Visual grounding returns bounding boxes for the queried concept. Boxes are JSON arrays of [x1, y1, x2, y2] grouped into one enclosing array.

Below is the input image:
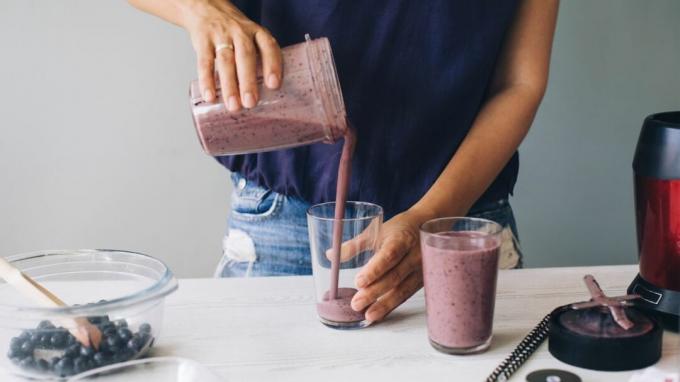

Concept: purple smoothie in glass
[[316, 288, 365, 323], [421, 228, 501, 354]]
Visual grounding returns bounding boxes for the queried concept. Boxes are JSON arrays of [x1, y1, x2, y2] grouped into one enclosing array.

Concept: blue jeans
[[215, 173, 523, 277]]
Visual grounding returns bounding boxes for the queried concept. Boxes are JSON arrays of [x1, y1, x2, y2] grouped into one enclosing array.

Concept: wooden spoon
[[0, 256, 101, 349]]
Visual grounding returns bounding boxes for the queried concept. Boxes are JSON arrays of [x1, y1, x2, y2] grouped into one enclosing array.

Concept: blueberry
[[113, 350, 133, 363], [20, 340, 34, 354], [36, 358, 49, 371], [100, 320, 115, 330], [7, 347, 22, 359], [39, 333, 52, 347], [73, 356, 90, 374], [80, 346, 95, 358], [101, 325, 116, 337], [37, 320, 55, 330], [49, 356, 60, 369], [64, 344, 81, 358], [105, 335, 122, 350], [19, 356, 34, 369], [114, 319, 128, 329], [139, 323, 151, 334], [93, 352, 110, 366], [127, 336, 144, 352], [54, 357, 74, 377], [99, 315, 110, 324], [88, 315, 109, 325], [138, 332, 151, 344], [9, 337, 23, 352], [18, 331, 32, 341], [65, 334, 76, 346], [50, 332, 66, 347], [29, 332, 41, 344], [117, 328, 132, 341]]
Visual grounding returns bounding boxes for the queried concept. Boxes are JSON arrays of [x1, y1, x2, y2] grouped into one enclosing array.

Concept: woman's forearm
[[127, 0, 189, 27], [411, 85, 545, 219], [410, 0, 559, 220]]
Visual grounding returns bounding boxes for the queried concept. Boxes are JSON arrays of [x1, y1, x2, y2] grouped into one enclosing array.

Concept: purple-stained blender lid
[[558, 306, 654, 338], [547, 275, 663, 371], [557, 275, 654, 337]]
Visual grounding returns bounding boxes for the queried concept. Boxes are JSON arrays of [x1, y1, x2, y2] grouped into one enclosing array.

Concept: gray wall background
[[1, 1, 678, 277], [514, 1, 680, 267]]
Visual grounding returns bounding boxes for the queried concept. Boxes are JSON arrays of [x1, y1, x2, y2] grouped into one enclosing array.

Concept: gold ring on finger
[[215, 43, 234, 54]]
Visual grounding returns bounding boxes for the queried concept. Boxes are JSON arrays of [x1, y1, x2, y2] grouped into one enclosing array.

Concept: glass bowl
[[69, 357, 224, 381], [0, 249, 178, 380]]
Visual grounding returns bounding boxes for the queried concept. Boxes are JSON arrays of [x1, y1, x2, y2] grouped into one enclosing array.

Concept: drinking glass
[[420, 217, 502, 354], [307, 201, 383, 329]]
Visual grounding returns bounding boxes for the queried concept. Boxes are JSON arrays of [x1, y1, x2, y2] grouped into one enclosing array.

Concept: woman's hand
[[129, 0, 283, 110], [348, 209, 433, 322], [180, 0, 282, 111]]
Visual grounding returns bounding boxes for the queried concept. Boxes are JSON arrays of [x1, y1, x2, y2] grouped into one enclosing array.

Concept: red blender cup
[[189, 35, 347, 156], [628, 111, 680, 329]]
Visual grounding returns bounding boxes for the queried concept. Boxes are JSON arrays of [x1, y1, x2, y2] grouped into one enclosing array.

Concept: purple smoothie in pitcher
[[421, 226, 501, 354], [190, 36, 347, 155]]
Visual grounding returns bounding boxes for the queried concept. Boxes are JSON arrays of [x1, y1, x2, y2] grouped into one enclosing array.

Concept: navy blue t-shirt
[[220, 0, 519, 219]]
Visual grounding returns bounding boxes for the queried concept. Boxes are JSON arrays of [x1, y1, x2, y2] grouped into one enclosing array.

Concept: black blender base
[[646, 310, 679, 332], [628, 274, 680, 332]]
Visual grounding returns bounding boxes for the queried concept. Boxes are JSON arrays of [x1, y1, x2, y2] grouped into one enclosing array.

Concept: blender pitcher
[[189, 35, 347, 156]]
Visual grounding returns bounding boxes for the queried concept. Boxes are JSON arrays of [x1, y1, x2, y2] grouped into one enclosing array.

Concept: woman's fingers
[[215, 41, 240, 111], [254, 28, 282, 89], [324, 237, 366, 263], [194, 38, 217, 102], [324, 219, 379, 262], [233, 32, 259, 108], [183, 1, 283, 107], [351, 251, 420, 312], [364, 271, 423, 322], [355, 231, 416, 288]]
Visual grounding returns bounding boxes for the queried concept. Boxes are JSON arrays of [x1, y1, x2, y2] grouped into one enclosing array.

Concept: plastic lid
[[547, 275, 663, 371], [548, 305, 662, 371]]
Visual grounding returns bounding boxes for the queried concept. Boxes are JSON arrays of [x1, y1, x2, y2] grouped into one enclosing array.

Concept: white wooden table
[[1, 265, 678, 381]]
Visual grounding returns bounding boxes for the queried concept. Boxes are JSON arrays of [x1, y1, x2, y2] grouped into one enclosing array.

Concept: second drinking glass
[[307, 202, 383, 329], [420, 217, 502, 354]]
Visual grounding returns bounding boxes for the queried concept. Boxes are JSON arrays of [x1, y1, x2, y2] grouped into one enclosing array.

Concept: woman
[[129, 0, 559, 323]]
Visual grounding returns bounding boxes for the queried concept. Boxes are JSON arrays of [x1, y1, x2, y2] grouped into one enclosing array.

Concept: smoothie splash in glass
[[420, 217, 502, 354]]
